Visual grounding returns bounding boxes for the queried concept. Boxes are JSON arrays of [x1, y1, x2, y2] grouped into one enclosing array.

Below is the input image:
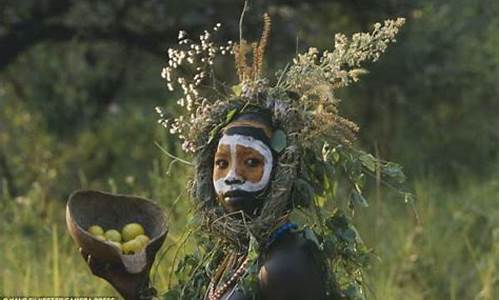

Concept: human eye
[[215, 158, 229, 169], [245, 158, 261, 167]]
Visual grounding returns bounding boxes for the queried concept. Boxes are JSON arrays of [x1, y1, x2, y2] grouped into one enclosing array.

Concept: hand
[[79, 248, 156, 300]]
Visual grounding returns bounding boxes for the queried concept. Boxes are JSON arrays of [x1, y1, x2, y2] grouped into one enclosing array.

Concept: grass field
[[359, 177, 498, 300], [0, 1, 496, 299], [0, 173, 497, 299]]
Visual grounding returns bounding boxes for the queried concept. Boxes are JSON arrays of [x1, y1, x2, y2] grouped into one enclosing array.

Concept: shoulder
[[257, 231, 327, 300]]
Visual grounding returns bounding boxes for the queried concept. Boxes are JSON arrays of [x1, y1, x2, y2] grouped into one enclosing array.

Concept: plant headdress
[[158, 14, 409, 299]]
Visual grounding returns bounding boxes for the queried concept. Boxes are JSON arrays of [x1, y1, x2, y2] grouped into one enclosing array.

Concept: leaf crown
[[158, 15, 406, 156]]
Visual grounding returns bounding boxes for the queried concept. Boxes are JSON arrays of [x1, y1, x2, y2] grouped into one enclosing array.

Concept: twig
[[155, 141, 193, 166], [275, 63, 290, 88], [239, 0, 249, 44]]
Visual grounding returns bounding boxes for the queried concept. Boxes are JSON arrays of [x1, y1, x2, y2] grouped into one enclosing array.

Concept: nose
[[224, 176, 245, 185]]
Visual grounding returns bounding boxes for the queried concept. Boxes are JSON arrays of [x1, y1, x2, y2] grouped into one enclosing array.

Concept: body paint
[[213, 134, 273, 195]]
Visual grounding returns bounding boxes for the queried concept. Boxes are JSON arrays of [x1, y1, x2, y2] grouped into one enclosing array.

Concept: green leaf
[[344, 283, 366, 300], [316, 195, 327, 208], [359, 153, 377, 172], [247, 236, 259, 261], [231, 84, 242, 96], [303, 227, 322, 250], [270, 129, 287, 153], [351, 190, 369, 207], [332, 148, 340, 163], [225, 108, 238, 123], [207, 125, 222, 144], [207, 109, 238, 144], [354, 174, 365, 189], [338, 226, 356, 243], [382, 162, 406, 183]]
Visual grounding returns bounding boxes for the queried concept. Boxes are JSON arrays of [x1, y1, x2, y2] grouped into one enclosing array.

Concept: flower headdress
[[160, 15, 405, 153], [158, 14, 408, 299]]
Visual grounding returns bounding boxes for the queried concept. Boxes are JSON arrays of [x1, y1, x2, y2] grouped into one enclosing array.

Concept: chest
[[204, 233, 323, 300]]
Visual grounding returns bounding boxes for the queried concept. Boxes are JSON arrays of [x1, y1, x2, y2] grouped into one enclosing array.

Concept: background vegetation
[[0, 0, 497, 299]]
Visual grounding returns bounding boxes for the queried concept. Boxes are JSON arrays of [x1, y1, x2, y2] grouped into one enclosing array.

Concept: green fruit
[[104, 229, 122, 242], [134, 234, 150, 247], [107, 241, 123, 253], [95, 234, 106, 241], [122, 223, 145, 242], [122, 239, 143, 255], [87, 225, 104, 236]]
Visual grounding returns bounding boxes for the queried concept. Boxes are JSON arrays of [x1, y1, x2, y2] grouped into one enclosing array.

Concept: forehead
[[224, 119, 273, 139], [215, 143, 264, 158], [217, 134, 270, 155], [216, 143, 230, 153]]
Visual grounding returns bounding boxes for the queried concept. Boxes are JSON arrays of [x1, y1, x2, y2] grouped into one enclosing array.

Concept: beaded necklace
[[265, 222, 298, 249], [206, 222, 297, 300], [207, 253, 249, 300]]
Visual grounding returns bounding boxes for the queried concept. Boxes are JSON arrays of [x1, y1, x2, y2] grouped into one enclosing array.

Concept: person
[[80, 111, 327, 300], [77, 14, 406, 300]]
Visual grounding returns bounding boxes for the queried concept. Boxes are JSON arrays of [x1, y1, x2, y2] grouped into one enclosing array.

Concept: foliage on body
[[157, 15, 408, 300]]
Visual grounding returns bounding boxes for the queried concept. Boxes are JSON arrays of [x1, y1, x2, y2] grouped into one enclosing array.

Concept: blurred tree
[[348, 0, 499, 179], [0, 0, 497, 200], [294, 0, 498, 179]]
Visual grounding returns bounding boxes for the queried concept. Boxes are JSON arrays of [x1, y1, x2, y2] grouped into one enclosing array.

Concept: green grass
[[357, 177, 498, 300], [0, 174, 497, 299]]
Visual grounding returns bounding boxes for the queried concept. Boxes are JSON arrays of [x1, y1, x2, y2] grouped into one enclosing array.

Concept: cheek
[[213, 144, 231, 188], [212, 166, 228, 196], [213, 165, 229, 183], [236, 161, 265, 183]]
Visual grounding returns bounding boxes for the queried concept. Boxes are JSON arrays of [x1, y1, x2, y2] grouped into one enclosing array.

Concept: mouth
[[218, 189, 265, 217], [222, 190, 250, 202]]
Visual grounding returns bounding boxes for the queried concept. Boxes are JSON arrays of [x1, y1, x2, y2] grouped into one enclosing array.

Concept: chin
[[221, 194, 262, 218]]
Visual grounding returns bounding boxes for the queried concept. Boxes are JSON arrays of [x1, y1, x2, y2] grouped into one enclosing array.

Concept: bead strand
[[265, 222, 298, 249], [208, 256, 249, 300]]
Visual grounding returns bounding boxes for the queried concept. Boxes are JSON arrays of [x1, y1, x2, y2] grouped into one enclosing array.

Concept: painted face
[[213, 129, 273, 216]]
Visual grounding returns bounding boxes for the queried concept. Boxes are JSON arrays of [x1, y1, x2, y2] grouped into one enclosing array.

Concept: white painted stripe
[[214, 134, 273, 194]]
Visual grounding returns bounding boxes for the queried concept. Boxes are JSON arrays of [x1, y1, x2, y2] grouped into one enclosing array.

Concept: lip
[[222, 190, 247, 198], [223, 195, 246, 204], [223, 195, 241, 203], [220, 190, 252, 207]]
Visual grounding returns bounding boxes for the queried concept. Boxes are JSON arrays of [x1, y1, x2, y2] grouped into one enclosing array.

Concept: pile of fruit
[[87, 223, 150, 255]]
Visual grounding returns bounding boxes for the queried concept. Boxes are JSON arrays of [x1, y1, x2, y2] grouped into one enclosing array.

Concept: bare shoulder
[[257, 231, 327, 300]]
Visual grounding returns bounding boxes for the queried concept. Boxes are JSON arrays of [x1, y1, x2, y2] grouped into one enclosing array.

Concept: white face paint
[[213, 134, 273, 195]]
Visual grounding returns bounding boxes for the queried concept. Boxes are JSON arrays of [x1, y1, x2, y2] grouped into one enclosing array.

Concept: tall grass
[[357, 177, 498, 300], [0, 172, 497, 299]]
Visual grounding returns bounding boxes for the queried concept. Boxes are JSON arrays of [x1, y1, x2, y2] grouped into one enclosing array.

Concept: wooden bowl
[[66, 190, 168, 274]]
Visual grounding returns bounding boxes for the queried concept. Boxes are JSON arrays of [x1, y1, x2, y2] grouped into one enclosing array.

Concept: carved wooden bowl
[[66, 190, 168, 274]]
